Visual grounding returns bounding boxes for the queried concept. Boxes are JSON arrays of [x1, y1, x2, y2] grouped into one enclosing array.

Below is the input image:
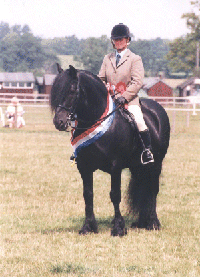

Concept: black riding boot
[[140, 129, 154, 164]]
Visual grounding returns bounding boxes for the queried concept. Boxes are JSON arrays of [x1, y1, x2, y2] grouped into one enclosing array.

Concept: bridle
[[55, 82, 122, 131], [55, 82, 81, 128]]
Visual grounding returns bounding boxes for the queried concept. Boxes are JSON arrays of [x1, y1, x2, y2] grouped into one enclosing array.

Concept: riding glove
[[115, 96, 127, 106]]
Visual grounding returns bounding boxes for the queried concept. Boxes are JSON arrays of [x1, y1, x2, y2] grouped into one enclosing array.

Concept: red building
[[142, 77, 173, 97]]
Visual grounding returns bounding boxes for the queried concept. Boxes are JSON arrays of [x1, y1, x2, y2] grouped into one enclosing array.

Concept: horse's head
[[50, 64, 108, 131], [50, 65, 79, 131]]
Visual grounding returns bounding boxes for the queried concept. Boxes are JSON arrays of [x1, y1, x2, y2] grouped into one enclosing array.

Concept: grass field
[[0, 106, 200, 276]]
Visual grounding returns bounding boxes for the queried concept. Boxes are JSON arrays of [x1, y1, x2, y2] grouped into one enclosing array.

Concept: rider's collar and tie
[[116, 48, 127, 66]]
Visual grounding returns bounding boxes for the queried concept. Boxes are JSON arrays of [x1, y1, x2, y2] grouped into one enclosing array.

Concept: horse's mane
[[78, 70, 108, 96], [50, 68, 107, 111]]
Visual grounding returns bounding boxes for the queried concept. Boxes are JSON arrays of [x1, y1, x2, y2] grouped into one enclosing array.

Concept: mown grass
[[0, 106, 200, 276]]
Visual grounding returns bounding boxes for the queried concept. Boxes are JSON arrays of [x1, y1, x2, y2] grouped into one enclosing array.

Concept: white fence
[[149, 96, 200, 115], [0, 93, 49, 104], [0, 93, 199, 132], [1, 93, 200, 108]]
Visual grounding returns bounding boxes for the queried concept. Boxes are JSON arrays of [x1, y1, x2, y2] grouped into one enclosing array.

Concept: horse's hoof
[[79, 226, 89, 235], [146, 220, 161, 230], [131, 220, 146, 229], [111, 227, 127, 237], [111, 217, 127, 236], [79, 221, 98, 235], [131, 219, 161, 230], [79, 227, 98, 235], [131, 222, 138, 229], [146, 224, 160, 231]]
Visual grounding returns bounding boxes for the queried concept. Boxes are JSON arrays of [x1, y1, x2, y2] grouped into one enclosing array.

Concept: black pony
[[50, 65, 170, 236]]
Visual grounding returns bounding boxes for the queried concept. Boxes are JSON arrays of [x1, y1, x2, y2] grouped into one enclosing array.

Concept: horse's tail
[[127, 99, 170, 221], [127, 160, 163, 219]]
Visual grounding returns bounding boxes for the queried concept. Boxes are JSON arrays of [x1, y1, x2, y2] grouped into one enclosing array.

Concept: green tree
[[0, 22, 10, 40], [42, 35, 84, 55], [166, 36, 195, 75], [0, 22, 11, 70], [129, 38, 170, 76], [1, 32, 20, 71], [181, 0, 200, 39], [41, 34, 171, 77], [11, 24, 31, 36], [77, 35, 112, 74], [76, 36, 169, 76], [166, 0, 200, 75], [0, 23, 58, 73]]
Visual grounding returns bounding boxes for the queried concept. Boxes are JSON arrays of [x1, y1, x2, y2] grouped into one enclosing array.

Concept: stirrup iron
[[141, 149, 154, 165]]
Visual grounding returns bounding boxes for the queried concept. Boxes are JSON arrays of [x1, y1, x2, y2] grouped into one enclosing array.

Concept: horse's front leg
[[110, 168, 127, 236], [79, 170, 98, 235]]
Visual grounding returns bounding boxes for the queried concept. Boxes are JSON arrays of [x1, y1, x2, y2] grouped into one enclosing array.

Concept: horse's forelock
[[50, 69, 107, 111], [50, 69, 76, 110]]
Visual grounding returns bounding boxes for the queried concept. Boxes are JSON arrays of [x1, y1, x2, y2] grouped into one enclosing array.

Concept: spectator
[[6, 97, 25, 128]]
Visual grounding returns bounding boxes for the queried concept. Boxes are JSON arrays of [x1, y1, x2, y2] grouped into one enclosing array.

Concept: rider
[[98, 23, 154, 164]]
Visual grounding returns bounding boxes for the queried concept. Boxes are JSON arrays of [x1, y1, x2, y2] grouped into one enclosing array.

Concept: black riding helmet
[[111, 23, 131, 42]]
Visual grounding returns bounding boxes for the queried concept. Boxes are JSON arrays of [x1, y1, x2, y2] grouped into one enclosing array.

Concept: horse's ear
[[69, 65, 77, 78], [56, 63, 63, 74]]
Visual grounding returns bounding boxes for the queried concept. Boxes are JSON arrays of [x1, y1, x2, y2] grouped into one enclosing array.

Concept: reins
[[70, 102, 121, 131]]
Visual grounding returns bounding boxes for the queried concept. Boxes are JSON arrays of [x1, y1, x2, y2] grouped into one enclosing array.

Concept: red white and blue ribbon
[[71, 94, 115, 158]]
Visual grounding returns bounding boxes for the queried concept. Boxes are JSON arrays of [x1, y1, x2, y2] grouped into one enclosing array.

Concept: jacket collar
[[109, 49, 131, 69], [116, 48, 128, 59]]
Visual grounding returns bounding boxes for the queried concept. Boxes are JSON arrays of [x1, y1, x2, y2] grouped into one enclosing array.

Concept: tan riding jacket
[[98, 49, 144, 105]]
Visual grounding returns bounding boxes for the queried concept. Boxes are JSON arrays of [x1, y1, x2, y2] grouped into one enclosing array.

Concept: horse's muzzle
[[53, 115, 70, 131]]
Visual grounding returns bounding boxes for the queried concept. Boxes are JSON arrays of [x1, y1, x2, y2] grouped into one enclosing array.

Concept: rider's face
[[113, 38, 129, 52]]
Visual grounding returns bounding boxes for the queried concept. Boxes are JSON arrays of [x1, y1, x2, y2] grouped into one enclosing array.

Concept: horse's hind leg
[[79, 170, 98, 234], [110, 168, 127, 236], [130, 164, 161, 230]]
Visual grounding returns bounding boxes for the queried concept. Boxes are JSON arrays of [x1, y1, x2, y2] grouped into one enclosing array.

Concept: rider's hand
[[115, 96, 127, 106]]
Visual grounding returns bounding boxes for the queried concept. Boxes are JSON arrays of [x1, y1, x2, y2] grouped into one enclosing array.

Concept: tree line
[[0, 23, 170, 77], [167, 0, 200, 77], [1, 1, 200, 78], [0, 23, 58, 75]]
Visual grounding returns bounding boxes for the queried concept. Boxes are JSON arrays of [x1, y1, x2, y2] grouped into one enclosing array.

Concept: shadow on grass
[[39, 215, 134, 235], [50, 263, 95, 276], [50, 260, 154, 276], [50, 262, 97, 276]]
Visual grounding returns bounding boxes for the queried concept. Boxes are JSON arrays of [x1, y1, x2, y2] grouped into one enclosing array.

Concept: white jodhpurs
[[128, 105, 147, 132]]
